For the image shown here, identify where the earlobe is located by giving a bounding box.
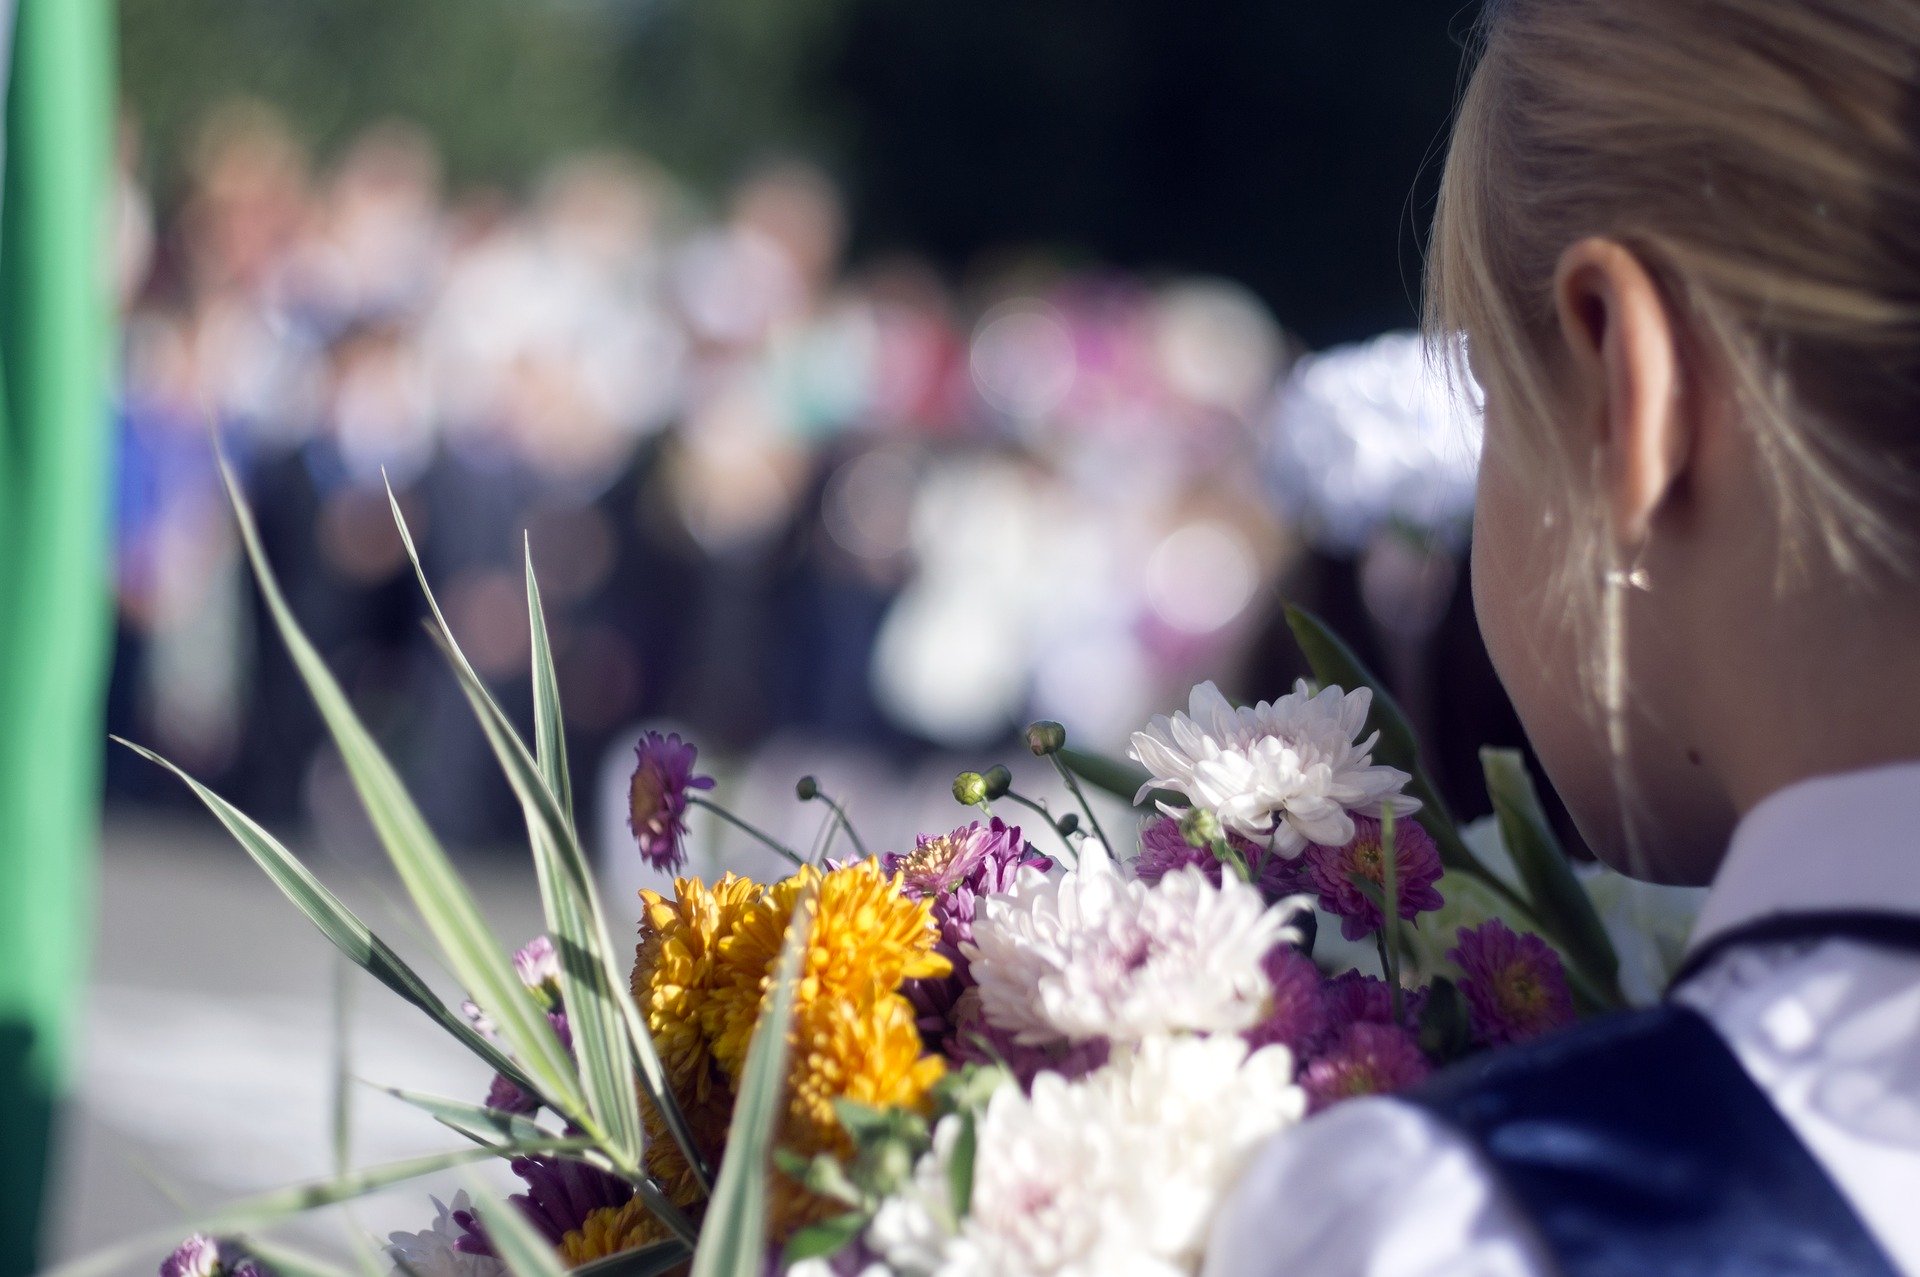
[1552,238,1689,548]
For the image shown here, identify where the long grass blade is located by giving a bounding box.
[48,1139,591,1277]
[525,541,574,829]
[220,457,583,1119]
[115,737,542,1099]
[238,1237,360,1277]
[386,484,708,1190]
[689,890,812,1277]
[377,1085,559,1148]
[386,481,643,1166]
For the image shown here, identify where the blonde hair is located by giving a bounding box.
[1429,0,1920,586]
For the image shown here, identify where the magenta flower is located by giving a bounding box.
[160,1237,264,1277]
[1300,814,1444,941]
[451,1156,635,1254]
[1244,945,1329,1056]
[886,819,1050,1053]
[885,819,1050,955]
[1451,920,1577,1047]
[514,934,562,1004]
[627,731,715,872]
[1301,1021,1433,1113]
[945,989,1109,1088]
[1135,816,1301,899]
[1321,969,1427,1033]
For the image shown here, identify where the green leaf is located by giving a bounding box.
[1480,749,1624,1010]
[690,889,814,1277]
[387,483,644,1168]
[781,1213,868,1268]
[525,541,575,830]
[1283,606,1525,901]
[220,457,584,1119]
[1415,976,1475,1064]
[47,1140,591,1277]
[1057,746,1180,809]
[113,737,541,1100]
[377,1085,558,1148]
[947,1114,978,1221]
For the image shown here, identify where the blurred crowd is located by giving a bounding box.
[107,103,1505,850]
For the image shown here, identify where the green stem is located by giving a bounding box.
[817,794,869,859]
[1001,787,1078,861]
[1050,755,1116,859]
[690,796,805,868]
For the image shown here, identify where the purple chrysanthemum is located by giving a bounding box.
[945,988,1109,1088]
[1135,816,1301,899]
[1321,970,1428,1034]
[160,1237,265,1277]
[513,935,562,1002]
[1300,814,1444,941]
[885,819,1051,1053]
[161,1236,222,1277]
[628,731,715,872]
[1451,920,1577,1047]
[452,1156,635,1255]
[1301,1021,1433,1113]
[1244,945,1329,1056]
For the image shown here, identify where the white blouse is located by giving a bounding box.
[1204,762,1920,1277]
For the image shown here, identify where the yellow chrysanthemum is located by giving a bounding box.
[785,982,948,1150]
[632,872,763,1106]
[703,860,952,1078]
[558,1197,676,1267]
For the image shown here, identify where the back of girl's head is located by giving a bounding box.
[1432,0,1920,585]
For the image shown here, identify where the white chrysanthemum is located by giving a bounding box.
[1129,679,1418,855]
[963,848,1304,1045]
[385,1193,506,1277]
[869,1035,1304,1277]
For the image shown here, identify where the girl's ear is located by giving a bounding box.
[1551,238,1690,547]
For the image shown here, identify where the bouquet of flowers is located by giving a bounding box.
[94,467,1630,1277]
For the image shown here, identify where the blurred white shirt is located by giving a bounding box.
[1205,762,1920,1277]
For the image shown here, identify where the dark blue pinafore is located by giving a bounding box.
[1411,913,1919,1276]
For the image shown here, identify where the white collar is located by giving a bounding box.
[1687,760,1920,956]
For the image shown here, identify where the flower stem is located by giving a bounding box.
[1001,786,1078,862]
[690,796,805,868]
[1050,754,1115,859]
[815,791,869,859]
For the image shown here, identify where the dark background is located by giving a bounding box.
[122,0,1473,346]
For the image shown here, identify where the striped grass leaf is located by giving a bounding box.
[690,890,813,1277]
[470,1184,571,1277]
[220,457,584,1121]
[378,1085,559,1148]
[49,1139,591,1277]
[525,540,573,828]
[115,737,540,1100]
[384,481,642,1168]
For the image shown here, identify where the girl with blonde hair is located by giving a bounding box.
[1211,1,1920,1272]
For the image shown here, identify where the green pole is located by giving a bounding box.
[0,0,115,1269]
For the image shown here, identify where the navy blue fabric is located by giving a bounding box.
[1411,1002,1900,1277]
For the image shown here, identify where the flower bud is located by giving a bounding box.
[794,775,820,802]
[953,771,989,806]
[1180,807,1223,849]
[982,765,1013,800]
[1055,812,1080,836]
[1025,720,1067,756]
